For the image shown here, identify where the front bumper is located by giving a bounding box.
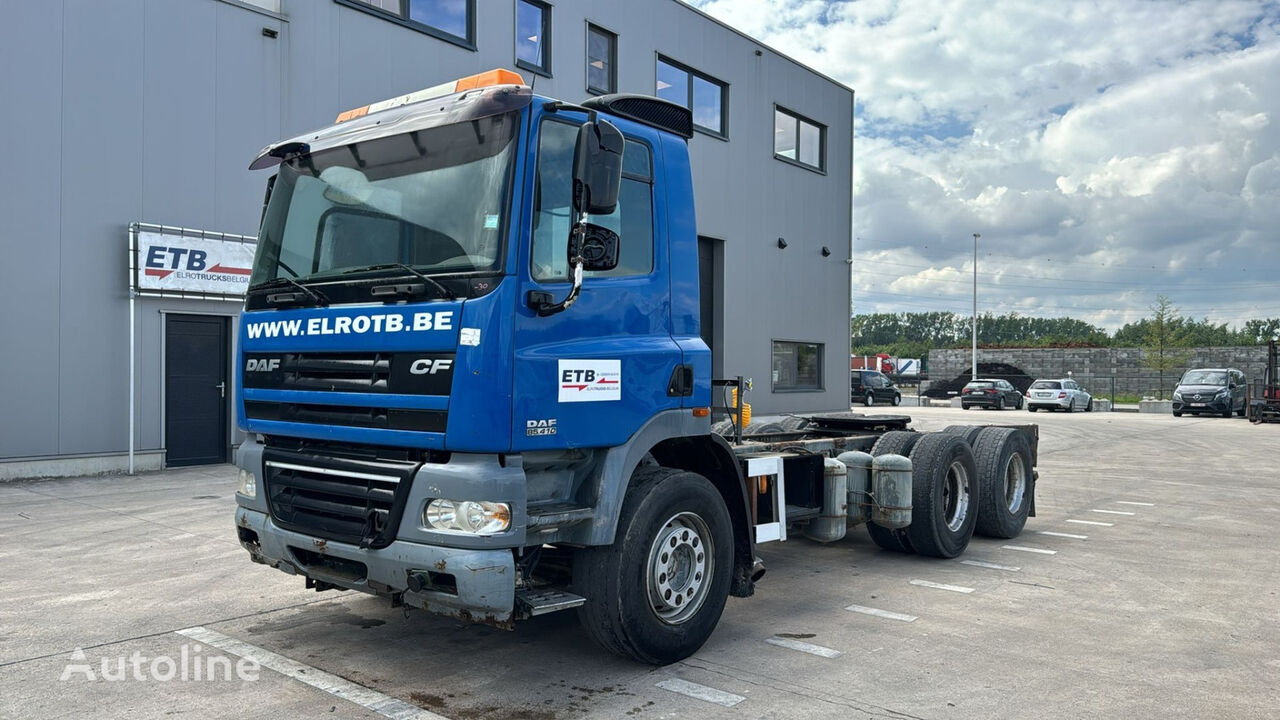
[237,506,516,626]
[1173,397,1230,413]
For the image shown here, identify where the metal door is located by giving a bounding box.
[165,314,229,466]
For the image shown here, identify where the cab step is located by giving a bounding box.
[516,588,586,617]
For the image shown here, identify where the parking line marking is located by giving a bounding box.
[1002,545,1057,555]
[1116,501,1155,506]
[961,559,1021,572]
[910,579,975,594]
[175,627,448,720]
[656,678,745,707]
[1067,519,1113,526]
[1039,531,1088,540]
[1091,509,1136,516]
[845,604,918,622]
[764,636,843,658]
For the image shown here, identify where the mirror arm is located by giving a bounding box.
[528,218,589,317]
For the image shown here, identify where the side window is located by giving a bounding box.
[531,119,654,281]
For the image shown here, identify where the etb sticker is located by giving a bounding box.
[558,359,622,402]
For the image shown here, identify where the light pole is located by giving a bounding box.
[972,233,980,381]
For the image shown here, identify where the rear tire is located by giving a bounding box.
[996,396,1006,411]
[866,432,923,554]
[906,433,979,558]
[941,425,984,446]
[1027,406,1037,413]
[573,467,733,665]
[864,392,875,407]
[1236,404,1246,417]
[972,427,1033,539]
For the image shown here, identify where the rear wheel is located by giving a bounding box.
[972,427,1033,538]
[864,392,875,407]
[941,425,984,446]
[996,396,1006,411]
[573,467,733,665]
[1236,403,1247,417]
[1064,398,1075,413]
[1027,405,1037,413]
[906,433,979,558]
[866,432,923,553]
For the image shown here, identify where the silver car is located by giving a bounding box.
[1026,378,1093,412]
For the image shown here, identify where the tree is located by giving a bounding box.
[1140,295,1192,399]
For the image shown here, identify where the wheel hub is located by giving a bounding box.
[1004,452,1026,513]
[646,512,713,625]
[942,461,971,532]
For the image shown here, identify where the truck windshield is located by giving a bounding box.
[250,112,519,287]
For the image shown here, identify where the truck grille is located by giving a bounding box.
[262,447,421,548]
[245,401,446,432]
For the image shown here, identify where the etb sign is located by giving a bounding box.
[133,229,257,298]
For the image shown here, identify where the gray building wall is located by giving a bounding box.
[0,0,852,476]
[928,346,1270,398]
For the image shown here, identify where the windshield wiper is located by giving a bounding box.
[254,276,329,307]
[346,263,456,300]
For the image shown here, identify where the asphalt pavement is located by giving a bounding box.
[2,407,1277,719]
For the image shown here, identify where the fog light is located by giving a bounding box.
[425,499,510,534]
[237,468,257,498]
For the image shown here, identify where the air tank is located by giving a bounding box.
[836,450,873,525]
[803,457,848,543]
[871,454,912,529]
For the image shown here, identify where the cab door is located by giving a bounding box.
[510,110,680,450]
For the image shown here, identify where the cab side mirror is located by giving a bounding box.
[572,119,624,215]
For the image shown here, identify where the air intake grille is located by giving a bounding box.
[581,94,694,139]
[263,448,420,548]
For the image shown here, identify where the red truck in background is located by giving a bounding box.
[851,354,894,375]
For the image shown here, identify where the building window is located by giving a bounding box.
[772,341,824,391]
[656,56,727,137]
[774,107,825,171]
[338,0,476,49]
[586,24,617,94]
[515,0,551,76]
[531,119,654,282]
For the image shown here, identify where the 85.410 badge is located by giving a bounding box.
[526,418,557,436]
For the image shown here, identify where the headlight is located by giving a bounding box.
[237,468,257,498]
[424,499,511,535]
[1173,391,1182,400]
[1216,389,1230,399]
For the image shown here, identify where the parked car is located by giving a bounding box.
[961,379,1023,410]
[851,370,902,406]
[1172,368,1247,418]
[1026,378,1093,412]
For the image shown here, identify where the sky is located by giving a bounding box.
[688,0,1280,330]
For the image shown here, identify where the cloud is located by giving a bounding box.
[689,0,1280,329]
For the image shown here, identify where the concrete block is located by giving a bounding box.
[1139,400,1173,414]
[1092,398,1112,412]
[950,397,964,408]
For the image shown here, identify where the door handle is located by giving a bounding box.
[216,381,226,398]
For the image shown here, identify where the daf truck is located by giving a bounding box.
[232,69,1040,664]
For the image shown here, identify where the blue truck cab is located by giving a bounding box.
[233,70,755,664]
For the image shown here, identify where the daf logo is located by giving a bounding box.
[245,358,281,372]
[409,358,453,375]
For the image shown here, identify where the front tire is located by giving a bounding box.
[1086,398,1093,412]
[1173,411,1182,417]
[891,392,902,406]
[573,467,733,665]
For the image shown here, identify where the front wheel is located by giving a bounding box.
[1086,398,1093,412]
[891,392,902,406]
[573,467,734,665]
[1173,411,1183,417]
